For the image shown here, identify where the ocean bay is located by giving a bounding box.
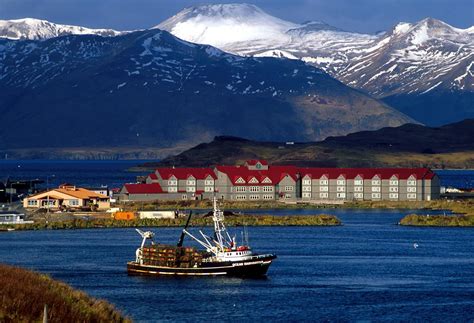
[1,210,473,321]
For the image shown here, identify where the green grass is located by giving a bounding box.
[1,214,341,231]
[399,214,474,226]
[0,264,130,322]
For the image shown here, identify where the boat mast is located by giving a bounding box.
[212,196,230,251]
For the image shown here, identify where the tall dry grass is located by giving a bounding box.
[0,264,131,322]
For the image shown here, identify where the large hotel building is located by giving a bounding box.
[118,160,440,202]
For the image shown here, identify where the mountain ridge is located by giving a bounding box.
[0,18,122,40]
[158,4,474,125]
[0,29,412,151]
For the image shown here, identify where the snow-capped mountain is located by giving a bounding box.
[155,3,297,47]
[338,18,474,96]
[0,18,122,40]
[158,4,474,125]
[0,29,412,150]
[159,4,473,95]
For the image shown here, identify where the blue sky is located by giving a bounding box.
[1,0,473,33]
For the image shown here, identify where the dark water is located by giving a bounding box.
[0,160,150,189]
[1,211,473,322]
[435,169,474,189]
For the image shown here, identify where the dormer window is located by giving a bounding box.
[389,175,399,186]
[354,176,363,186]
[372,176,381,186]
[249,177,259,184]
[235,177,245,184]
[168,176,177,186]
[262,177,272,184]
[187,178,196,186]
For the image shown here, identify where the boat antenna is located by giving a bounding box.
[177,211,193,247]
[244,225,249,246]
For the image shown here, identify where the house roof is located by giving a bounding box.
[245,160,268,166]
[215,165,299,185]
[124,183,164,194]
[156,168,217,180]
[28,187,108,200]
[148,173,158,180]
[298,168,435,180]
[55,188,108,199]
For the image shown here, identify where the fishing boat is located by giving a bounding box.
[127,198,276,277]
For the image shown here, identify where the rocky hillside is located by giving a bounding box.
[0,29,412,151]
[148,119,474,169]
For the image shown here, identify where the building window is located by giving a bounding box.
[389,187,398,192]
[354,193,363,199]
[389,193,398,199]
[372,186,381,192]
[354,186,363,192]
[303,179,311,185]
[337,186,345,192]
[285,194,292,199]
[372,179,381,186]
[168,187,177,193]
[354,179,363,186]
[320,186,328,192]
[302,192,311,198]
[69,199,79,206]
[390,180,399,186]
[27,200,38,206]
[263,194,274,200]
[371,193,381,199]
[302,186,311,192]
[249,186,260,192]
[235,195,246,200]
[205,186,214,192]
[285,186,293,192]
[186,186,196,193]
[187,179,195,186]
[407,193,417,199]
[336,192,346,199]
[249,195,260,200]
[168,179,177,186]
[337,179,345,185]
[407,187,417,192]
[205,179,214,185]
[319,192,328,199]
[262,186,273,192]
[320,179,328,185]
[407,180,416,186]
[182,194,187,200]
[235,186,246,192]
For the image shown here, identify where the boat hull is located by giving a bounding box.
[127,254,276,277]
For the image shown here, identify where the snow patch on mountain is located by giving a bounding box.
[0,18,122,40]
[156,4,296,47]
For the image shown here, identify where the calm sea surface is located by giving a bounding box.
[0,212,473,322]
[0,161,473,321]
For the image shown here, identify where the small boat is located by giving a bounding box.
[127,198,276,277]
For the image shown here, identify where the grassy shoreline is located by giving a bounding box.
[399,213,474,227]
[0,264,130,322]
[1,214,342,231]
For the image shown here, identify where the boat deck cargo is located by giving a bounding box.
[127,197,276,277]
